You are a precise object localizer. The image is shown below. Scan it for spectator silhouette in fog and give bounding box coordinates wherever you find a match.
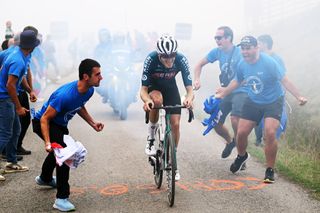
[216,36,307,183]
[94,28,113,103]
[194,26,248,161]
[131,29,148,62]
[68,37,80,70]
[32,59,104,211]
[146,31,159,52]
[1,39,9,50]
[94,28,112,68]
[254,34,288,147]
[42,34,60,81]
[30,33,47,98]
[4,20,14,40]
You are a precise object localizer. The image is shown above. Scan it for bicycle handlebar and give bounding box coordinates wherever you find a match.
[145,105,194,124]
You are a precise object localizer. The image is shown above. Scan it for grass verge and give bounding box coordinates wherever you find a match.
[248,140,320,200]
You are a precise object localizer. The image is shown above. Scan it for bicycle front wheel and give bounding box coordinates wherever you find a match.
[165,132,176,207]
[154,149,163,189]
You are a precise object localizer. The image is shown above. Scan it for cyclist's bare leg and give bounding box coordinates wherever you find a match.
[214,123,232,144]
[147,91,162,141]
[236,118,255,156]
[149,90,162,123]
[263,117,280,168]
[170,114,181,148]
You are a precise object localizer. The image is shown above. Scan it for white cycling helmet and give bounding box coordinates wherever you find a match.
[156,35,178,56]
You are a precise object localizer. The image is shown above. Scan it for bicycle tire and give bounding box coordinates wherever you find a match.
[165,132,176,207]
[154,149,163,188]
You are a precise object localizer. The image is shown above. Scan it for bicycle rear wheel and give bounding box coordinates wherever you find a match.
[165,132,176,207]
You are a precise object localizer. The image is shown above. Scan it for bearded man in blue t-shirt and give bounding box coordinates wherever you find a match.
[32,58,104,212]
[216,36,307,183]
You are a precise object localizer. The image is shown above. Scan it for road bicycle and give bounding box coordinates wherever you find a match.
[145,105,193,207]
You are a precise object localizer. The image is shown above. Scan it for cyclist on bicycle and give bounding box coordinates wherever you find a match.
[140,35,194,181]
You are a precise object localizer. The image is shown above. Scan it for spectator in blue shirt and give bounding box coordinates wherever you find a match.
[254,34,287,146]
[32,59,104,212]
[216,36,307,183]
[194,26,248,159]
[0,30,40,181]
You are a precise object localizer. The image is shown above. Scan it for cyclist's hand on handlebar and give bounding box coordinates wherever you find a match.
[143,99,154,111]
[183,96,193,109]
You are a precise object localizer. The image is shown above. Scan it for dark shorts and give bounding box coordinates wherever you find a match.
[148,84,181,114]
[219,92,248,124]
[240,96,284,124]
[32,118,69,147]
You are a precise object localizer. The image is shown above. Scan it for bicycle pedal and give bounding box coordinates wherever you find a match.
[148,156,156,167]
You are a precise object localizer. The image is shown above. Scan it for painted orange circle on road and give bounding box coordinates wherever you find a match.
[100,184,128,196]
[208,180,245,191]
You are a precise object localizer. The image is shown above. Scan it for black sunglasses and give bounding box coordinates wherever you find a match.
[214,36,224,41]
[159,53,176,59]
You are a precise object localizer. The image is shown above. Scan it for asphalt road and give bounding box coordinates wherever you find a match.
[0,86,319,213]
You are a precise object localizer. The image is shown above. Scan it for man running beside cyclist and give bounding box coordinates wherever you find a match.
[216,36,307,183]
[140,35,194,181]
[194,26,248,160]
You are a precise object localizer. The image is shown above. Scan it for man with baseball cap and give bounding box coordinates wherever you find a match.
[0,29,39,181]
[216,35,307,183]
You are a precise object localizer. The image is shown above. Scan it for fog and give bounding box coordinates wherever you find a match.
[1,0,245,40]
[2,0,320,112]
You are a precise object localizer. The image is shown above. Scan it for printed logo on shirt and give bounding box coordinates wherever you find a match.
[142,74,147,81]
[64,107,82,122]
[245,76,264,94]
[143,56,152,73]
[151,71,176,79]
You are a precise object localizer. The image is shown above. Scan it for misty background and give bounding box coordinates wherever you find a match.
[1,0,319,114]
[1,0,320,201]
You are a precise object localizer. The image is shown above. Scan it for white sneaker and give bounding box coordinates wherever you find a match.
[145,139,156,156]
[175,170,180,181]
[0,167,5,180]
[0,174,5,181]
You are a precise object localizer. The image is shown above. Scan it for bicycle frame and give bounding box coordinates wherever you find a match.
[146,105,194,207]
[163,111,176,171]
[156,109,175,167]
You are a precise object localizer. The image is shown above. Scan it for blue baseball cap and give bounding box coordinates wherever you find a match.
[19,30,40,49]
